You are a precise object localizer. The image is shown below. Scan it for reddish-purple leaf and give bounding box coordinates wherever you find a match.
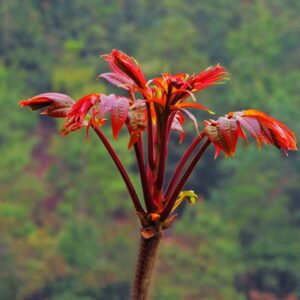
[100,94,114,117]
[181,108,199,134]
[205,109,297,158]
[171,111,185,143]
[237,116,266,149]
[111,96,130,139]
[218,117,238,155]
[19,93,75,117]
[204,123,230,158]
[99,72,133,89]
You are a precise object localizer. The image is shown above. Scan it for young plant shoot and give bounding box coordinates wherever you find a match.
[19,49,297,300]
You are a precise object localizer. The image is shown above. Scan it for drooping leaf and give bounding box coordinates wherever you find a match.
[236,116,265,149]
[204,109,297,158]
[171,111,185,143]
[19,93,75,117]
[204,122,230,158]
[181,108,199,134]
[218,117,238,155]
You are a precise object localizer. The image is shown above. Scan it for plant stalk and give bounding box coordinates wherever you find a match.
[155,112,170,193]
[146,102,156,170]
[133,228,162,300]
[161,138,211,221]
[92,126,145,215]
[165,131,206,200]
[133,138,154,212]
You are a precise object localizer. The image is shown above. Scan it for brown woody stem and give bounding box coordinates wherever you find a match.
[133,227,162,300]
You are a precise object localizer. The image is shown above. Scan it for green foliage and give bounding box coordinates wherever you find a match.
[0,0,299,299]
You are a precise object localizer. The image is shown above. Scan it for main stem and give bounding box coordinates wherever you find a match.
[133,229,162,300]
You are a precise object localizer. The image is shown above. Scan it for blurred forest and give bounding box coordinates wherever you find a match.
[0,0,300,299]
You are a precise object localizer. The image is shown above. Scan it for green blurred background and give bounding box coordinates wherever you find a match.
[0,1,299,299]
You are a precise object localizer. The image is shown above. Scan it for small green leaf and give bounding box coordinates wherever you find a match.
[171,190,198,213]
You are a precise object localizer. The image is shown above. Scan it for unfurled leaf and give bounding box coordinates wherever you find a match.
[99,94,114,117]
[99,72,134,89]
[111,96,130,139]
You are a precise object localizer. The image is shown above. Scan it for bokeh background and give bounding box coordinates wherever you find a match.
[1,1,300,299]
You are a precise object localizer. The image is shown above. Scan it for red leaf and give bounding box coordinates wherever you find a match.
[99,72,133,89]
[189,65,229,92]
[204,123,229,158]
[103,49,147,89]
[110,96,130,139]
[100,94,114,117]
[218,117,238,155]
[62,93,101,136]
[19,93,75,117]
[180,108,199,134]
[174,102,214,114]
[237,116,266,149]
[205,109,297,158]
[171,111,185,143]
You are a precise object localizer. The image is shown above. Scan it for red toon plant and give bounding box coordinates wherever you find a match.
[19,49,297,300]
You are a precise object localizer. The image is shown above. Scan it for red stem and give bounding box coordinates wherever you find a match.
[133,137,154,212]
[155,111,170,193]
[161,139,211,221]
[92,126,145,215]
[164,131,206,200]
[146,102,156,171]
